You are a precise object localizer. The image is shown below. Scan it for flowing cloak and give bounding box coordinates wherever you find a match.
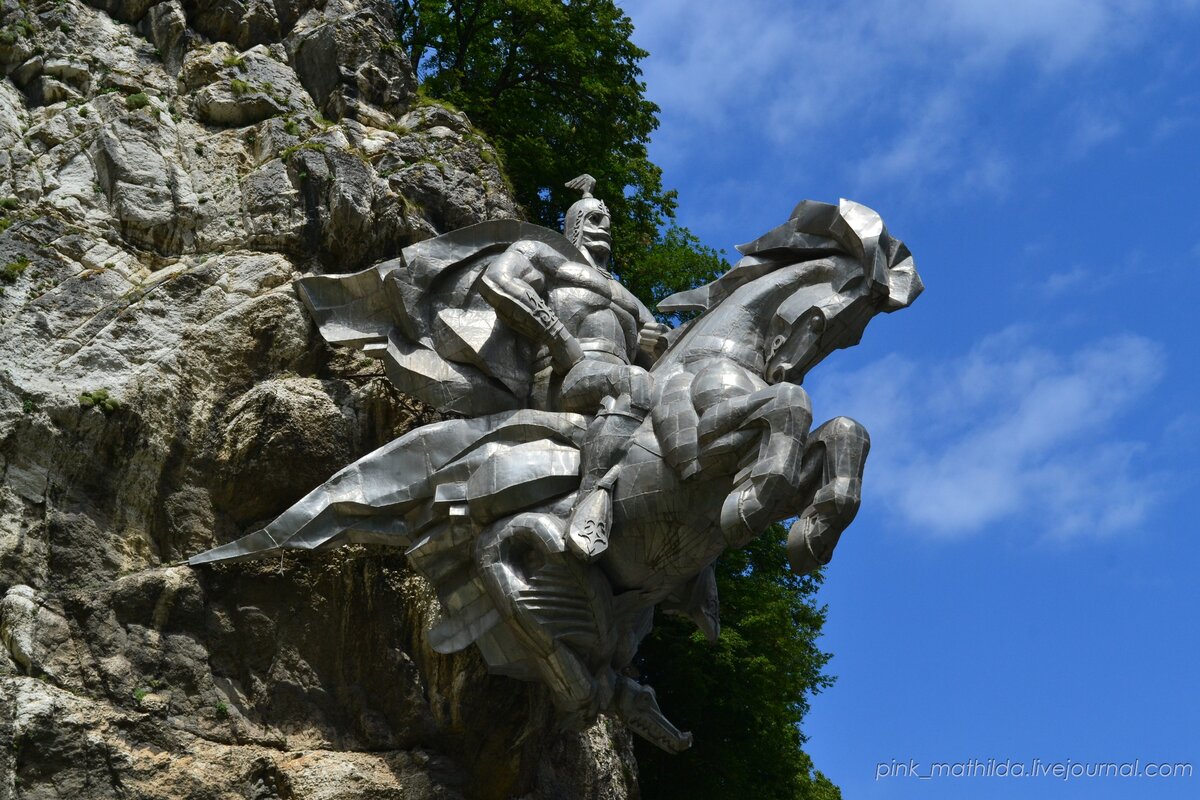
[296,219,587,415]
[189,410,592,667]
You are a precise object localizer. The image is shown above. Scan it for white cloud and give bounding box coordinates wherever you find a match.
[1025,251,1154,300]
[1163,412,1200,448]
[1059,94,1128,157]
[918,0,1142,67]
[852,90,963,185]
[1038,267,1090,298]
[620,0,1195,192]
[1069,111,1123,153]
[813,328,1167,540]
[847,88,1013,197]
[1149,114,1192,144]
[624,0,877,154]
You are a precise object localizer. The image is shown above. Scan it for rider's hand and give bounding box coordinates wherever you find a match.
[550,329,586,373]
[638,322,670,360]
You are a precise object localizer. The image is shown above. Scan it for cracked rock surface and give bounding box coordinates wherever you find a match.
[0,0,636,797]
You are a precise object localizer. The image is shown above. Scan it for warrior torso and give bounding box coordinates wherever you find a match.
[547,261,644,364]
[481,239,650,371]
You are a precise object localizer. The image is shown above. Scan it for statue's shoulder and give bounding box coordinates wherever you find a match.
[507,237,571,268]
[408,219,584,264]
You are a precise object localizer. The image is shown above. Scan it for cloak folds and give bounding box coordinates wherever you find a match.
[296,219,588,415]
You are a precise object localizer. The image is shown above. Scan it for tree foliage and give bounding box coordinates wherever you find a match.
[394,3,840,797]
[635,525,841,799]
[395,0,719,300]
[621,223,727,322]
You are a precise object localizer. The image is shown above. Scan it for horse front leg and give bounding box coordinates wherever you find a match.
[787,416,870,574]
[704,382,814,547]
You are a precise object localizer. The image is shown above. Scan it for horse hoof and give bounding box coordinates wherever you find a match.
[720,484,761,547]
[786,513,837,574]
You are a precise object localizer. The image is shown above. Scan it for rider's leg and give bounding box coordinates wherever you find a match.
[559,359,651,490]
[558,360,653,560]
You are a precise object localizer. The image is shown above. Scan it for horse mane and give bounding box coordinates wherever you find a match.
[657,198,922,318]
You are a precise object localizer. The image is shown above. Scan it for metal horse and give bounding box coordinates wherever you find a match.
[189,199,922,752]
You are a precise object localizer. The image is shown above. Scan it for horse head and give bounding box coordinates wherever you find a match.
[659,199,923,385]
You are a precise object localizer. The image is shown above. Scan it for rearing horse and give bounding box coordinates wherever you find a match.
[452,199,921,748]
[188,199,922,753]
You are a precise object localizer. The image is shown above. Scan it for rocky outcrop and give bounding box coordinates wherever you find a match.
[0,0,635,797]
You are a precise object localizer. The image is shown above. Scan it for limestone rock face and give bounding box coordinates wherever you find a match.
[0,1,635,797]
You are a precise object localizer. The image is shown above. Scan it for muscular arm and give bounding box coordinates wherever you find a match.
[480,242,584,373]
[611,281,670,368]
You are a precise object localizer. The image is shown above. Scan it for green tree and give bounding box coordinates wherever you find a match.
[620,223,727,322]
[395,0,714,299]
[635,525,840,800]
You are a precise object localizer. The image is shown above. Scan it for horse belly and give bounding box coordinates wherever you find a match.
[605,446,727,594]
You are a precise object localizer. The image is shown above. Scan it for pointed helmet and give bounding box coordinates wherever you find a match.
[562,174,611,252]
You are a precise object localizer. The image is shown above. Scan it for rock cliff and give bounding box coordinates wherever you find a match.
[0,0,638,796]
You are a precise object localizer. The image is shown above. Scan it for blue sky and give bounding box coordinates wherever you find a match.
[619,1,1200,796]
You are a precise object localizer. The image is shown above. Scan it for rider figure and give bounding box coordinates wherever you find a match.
[478,174,669,560]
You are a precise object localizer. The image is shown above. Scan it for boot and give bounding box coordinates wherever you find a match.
[565,394,644,561]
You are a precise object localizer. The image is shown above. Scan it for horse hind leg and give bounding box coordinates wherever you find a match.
[475,513,615,726]
[787,416,870,575]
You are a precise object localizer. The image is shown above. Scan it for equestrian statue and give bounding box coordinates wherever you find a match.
[189,176,924,752]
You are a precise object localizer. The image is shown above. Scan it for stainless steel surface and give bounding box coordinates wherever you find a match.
[191,193,923,752]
